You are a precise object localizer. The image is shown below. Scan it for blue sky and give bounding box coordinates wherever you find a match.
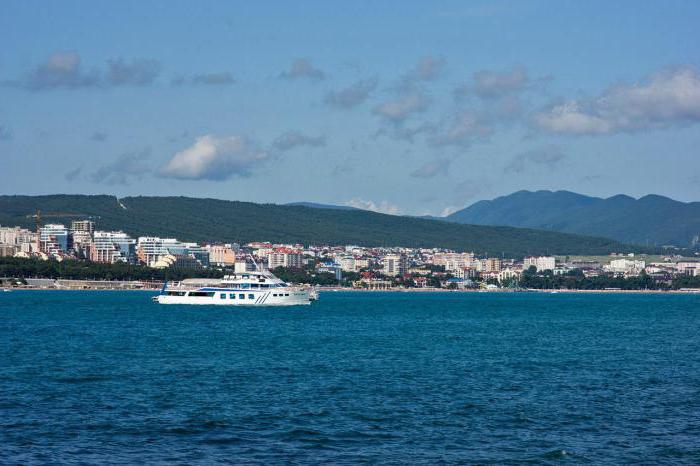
[1,0,699,215]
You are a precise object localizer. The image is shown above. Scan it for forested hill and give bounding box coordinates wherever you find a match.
[446,190,700,248]
[0,194,641,257]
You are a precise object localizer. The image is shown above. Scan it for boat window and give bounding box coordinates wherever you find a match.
[284,293,289,297]
[167,291,186,296]
[229,293,236,299]
[220,293,226,299]
[250,284,259,288]
[261,284,269,288]
[248,294,254,299]
[239,294,245,299]
[187,291,215,297]
[240,283,250,289]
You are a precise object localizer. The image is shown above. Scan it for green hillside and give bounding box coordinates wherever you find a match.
[0,194,643,257]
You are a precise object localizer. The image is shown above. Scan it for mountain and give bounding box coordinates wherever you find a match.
[446,190,700,247]
[0,195,640,257]
[285,202,358,211]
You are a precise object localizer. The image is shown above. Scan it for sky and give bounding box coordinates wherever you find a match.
[1,0,699,216]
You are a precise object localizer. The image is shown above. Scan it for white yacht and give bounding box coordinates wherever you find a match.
[153,270,312,306]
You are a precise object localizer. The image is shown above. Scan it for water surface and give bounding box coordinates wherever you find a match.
[2,291,700,464]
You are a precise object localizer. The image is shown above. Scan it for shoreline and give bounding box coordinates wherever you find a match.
[4,286,699,295]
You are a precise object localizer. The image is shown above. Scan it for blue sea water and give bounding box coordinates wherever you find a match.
[2,291,700,464]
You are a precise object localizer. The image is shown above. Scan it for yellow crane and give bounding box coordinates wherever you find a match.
[25,210,101,251]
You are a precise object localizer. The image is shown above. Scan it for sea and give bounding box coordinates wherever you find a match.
[2,290,700,464]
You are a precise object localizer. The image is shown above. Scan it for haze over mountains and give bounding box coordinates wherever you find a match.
[445,191,700,248]
[0,195,634,257]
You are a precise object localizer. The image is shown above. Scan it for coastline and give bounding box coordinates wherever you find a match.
[4,284,699,295]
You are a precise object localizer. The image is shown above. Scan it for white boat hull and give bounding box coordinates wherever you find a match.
[154,287,311,306]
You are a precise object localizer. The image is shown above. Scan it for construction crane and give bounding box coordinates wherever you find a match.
[26,210,100,230]
[26,210,101,251]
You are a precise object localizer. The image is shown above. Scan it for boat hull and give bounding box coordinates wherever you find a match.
[154,288,311,306]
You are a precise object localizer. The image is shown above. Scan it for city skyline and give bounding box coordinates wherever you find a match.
[2,1,700,216]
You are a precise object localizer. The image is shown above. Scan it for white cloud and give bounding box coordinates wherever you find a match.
[403,56,446,84]
[20,52,99,90]
[272,131,326,152]
[160,135,269,180]
[191,72,236,85]
[107,58,161,86]
[373,91,430,122]
[534,101,613,134]
[279,58,326,81]
[504,145,566,173]
[429,112,492,147]
[325,77,378,108]
[344,198,401,215]
[535,67,700,134]
[473,65,529,98]
[91,148,150,185]
[410,158,451,178]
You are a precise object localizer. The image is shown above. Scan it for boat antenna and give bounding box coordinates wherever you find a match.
[250,253,260,271]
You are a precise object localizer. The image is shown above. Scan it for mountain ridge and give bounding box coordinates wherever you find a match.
[446,190,700,247]
[0,194,641,257]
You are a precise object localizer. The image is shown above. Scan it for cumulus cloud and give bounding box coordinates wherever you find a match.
[279,58,326,81]
[535,67,700,134]
[534,101,612,134]
[344,198,401,215]
[106,58,161,86]
[473,65,529,99]
[373,91,430,122]
[19,52,99,90]
[410,158,451,178]
[429,112,492,147]
[403,56,446,84]
[191,72,236,85]
[12,52,163,90]
[91,131,108,142]
[160,135,269,180]
[91,148,151,185]
[272,131,326,152]
[325,77,378,108]
[504,145,566,174]
[0,125,12,141]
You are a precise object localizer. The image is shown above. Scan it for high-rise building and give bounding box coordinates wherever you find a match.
[481,258,502,273]
[0,226,37,251]
[137,237,209,267]
[39,224,70,254]
[523,256,556,272]
[71,220,95,235]
[382,254,407,276]
[206,244,236,267]
[268,248,303,269]
[431,252,476,271]
[91,231,136,263]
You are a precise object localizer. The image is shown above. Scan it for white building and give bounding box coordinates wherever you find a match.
[91,231,136,263]
[268,249,303,269]
[339,256,357,272]
[605,259,646,275]
[383,254,407,276]
[206,244,236,267]
[676,262,699,276]
[524,256,556,272]
[432,252,475,271]
[39,224,70,254]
